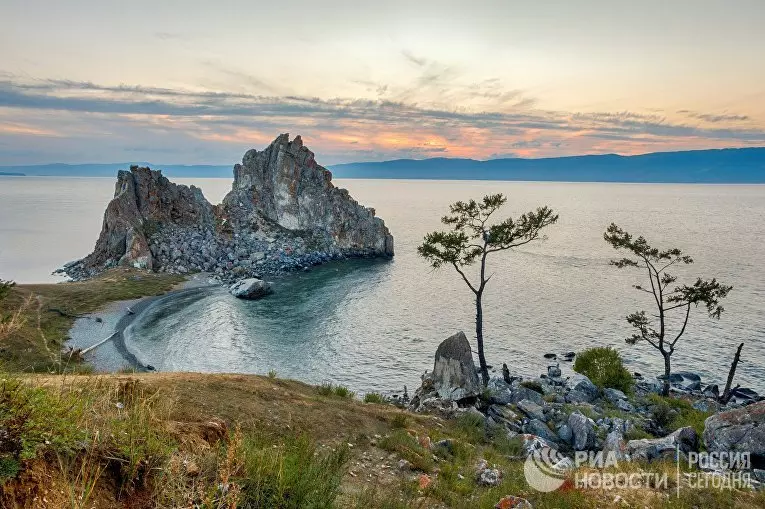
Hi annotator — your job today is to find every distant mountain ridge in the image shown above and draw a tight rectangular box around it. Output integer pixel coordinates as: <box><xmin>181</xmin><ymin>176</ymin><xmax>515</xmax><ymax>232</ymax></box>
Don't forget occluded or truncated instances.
<box><xmin>2</xmin><ymin>147</ymin><xmax>764</xmax><ymax>183</ymax></box>
<box><xmin>330</xmin><ymin>147</ymin><xmax>765</xmax><ymax>183</ymax></box>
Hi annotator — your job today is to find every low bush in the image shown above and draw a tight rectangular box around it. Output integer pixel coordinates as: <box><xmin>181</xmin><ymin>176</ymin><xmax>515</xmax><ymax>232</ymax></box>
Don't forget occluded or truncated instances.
<box><xmin>646</xmin><ymin>394</ymin><xmax>711</xmax><ymax>437</ymax></box>
<box><xmin>573</xmin><ymin>346</ymin><xmax>634</xmax><ymax>394</ymax></box>
<box><xmin>363</xmin><ymin>392</ymin><xmax>389</xmax><ymax>404</ymax></box>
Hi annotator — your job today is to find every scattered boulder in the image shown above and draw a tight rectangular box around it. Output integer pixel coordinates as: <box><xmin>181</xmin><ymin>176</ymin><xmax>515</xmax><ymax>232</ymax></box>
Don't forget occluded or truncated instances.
<box><xmin>703</xmin><ymin>400</ymin><xmax>765</xmax><ymax>466</ymax></box>
<box><xmin>487</xmin><ymin>378</ymin><xmax>514</xmax><ymax>405</ymax></box>
<box><xmin>511</xmin><ymin>386</ymin><xmax>545</xmax><ymax>406</ymax></box>
<box><xmin>566</xmin><ymin>374</ymin><xmax>599</xmax><ymax>403</ymax></box>
<box><xmin>431</xmin><ymin>331</ymin><xmax>481</xmax><ymax>401</ymax></box>
<box><xmin>602</xmin><ymin>429</ymin><xmax>628</xmax><ymax>461</ymax></box>
<box><xmin>524</xmin><ymin>419</ymin><xmax>560</xmax><ymax>444</ymax></box>
<box><xmin>517</xmin><ymin>399</ymin><xmax>546</xmax><ymax>422</ymax></box>
<box><xmin>627</xmin><ymin>426</ymin><xmax>698</xmax><ymax>462</ymax></box>
<box><xmin>229</xmin><ymin>278</ymin><xmax>273</xmax><ymax>299</ymax></box>
<box><xmin>547</xmin><ymin>363</ymin><xmax>562</xmax><ymax>379</ymax></box>
<box><xmin>603</xmin><ymin>388</ymin><xmax>635</xmax><ymax>412</ymax></box>
<box><xmin>568</xmin><ymin>412</ymin><xmax>596</xmax><ymax>451</ymax></box>
<box><xmin>475</xmin><ymin>459</ymin><xmax>502</xmax><ymax>486</ymax></box>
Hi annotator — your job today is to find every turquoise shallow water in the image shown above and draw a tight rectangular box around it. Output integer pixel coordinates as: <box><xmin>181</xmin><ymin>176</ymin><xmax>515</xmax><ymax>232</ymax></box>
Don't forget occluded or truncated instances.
<box><xmin>1</xmin><ymin>177</ymin><xmax>763</xmax><ymax>393</ymax></box>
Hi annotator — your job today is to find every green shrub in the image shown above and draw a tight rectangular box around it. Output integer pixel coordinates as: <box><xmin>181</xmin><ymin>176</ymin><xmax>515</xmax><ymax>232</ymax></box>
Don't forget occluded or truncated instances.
<box><xmin>573</xmin><ymin>346</ymin><xmax>633</xmax><ymax>394</ymax></box>
<box><xmin>0</xmin><ymin>457</ymin><xmax>20</xmax><ymax>482</ymax></box>
<box><xmin>0</xmin><ymin>280</ymin><xmax>14</xmax><ymax>301</ymax></box>
<box><xmin>333</xmin><ymin>385</ymin><xmax>355</xmax><ymax>399</ymax></box>
<box><xmin>646</xmin><ymin>394</ymin><xmax>711</xmax><ymax>437</ymax></box>
<box><xmin>317</xmin><ymin>382</ymin><xmax>334</xmax><ymax>396</ymax></box>
<box><xmin>363</xmin><ymin>392</ymin><xmax>389</xmax><ymax>404</ymax></box>
<box><xmin>268</xmin><ymin>369</ymin><xmax>277</xmax><ymax>379</ymax></box>
<box><xmin>238</xmin><ymin>434</ymin><xmax>349</xmax><ymax>508</ymax></box>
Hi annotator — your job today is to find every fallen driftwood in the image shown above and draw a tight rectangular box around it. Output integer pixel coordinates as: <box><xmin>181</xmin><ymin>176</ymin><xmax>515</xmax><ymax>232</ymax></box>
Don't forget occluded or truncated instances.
<box><xmin>80</xmin><ymin>332</ymin><xmax>117</xmax><ymax>355</ymax></box>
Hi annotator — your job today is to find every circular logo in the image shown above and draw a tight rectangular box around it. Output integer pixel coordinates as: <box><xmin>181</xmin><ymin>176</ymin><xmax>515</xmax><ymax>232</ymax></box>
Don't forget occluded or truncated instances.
<box><xmin>523</xmin><ymin>447</ymin><xmax>569</xmax><ymax>492</ymax></box>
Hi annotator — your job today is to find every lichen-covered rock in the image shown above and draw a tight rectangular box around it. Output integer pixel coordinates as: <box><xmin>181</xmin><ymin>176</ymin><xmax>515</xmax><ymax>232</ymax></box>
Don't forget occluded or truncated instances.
<box><xmin>63</xmin><ymin>134</ymin><xmax>394</xmax><ymax>280</ymax></box>
<box><xmin>75</xmin><ymin>166</ymin><xmax>214</xmax><ymax>274</ymax></box>
<box><xmin>703</xmin><ymin>401</ymin><xmax>765</xmax><ymax>462</ymax></box>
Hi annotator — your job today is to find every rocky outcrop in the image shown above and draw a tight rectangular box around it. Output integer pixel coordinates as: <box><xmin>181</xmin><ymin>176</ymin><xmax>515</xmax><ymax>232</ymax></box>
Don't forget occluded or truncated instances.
<box><xmin>223</xmin><ymin>134</ymin><xmax>393</xmax><ymax>257</ymax></box>
<box><xmin>704</xmin><ymin>401</ymin><xmax>765</xmax><ymax>467</ymax></box>
<box><xmin>62</xmin><ymin>134</ymin><xmax>394</xmax><ymax>280</ymax></box>
<box><xmin>76</xmin><ymin>166</ymin><xmax>214</xmax><ymax>273</ymax></box>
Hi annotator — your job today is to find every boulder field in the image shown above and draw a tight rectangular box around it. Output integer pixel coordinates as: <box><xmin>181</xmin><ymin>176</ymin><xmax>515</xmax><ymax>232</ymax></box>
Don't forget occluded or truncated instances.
<box><xmin>61</xmin><ymin>134</ymin><xmax>394</xmax><ymax>281</ymax></box>
<box><xmin>408</xmin><ymin>331</ymin><xmax>765</xmax><ymax>487</ymax></box>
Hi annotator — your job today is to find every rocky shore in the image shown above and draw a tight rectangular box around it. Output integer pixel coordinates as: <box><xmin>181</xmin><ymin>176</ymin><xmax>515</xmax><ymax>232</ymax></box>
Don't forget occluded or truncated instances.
<box><xmin>407</xmin><ymin>331</ymin><xmax>765</xmax><ymax>490</ymax></box>
<box><xmin>60</xmin><ymin>134</ymin><xmax>394</xmax><ymax>282</ymax></box>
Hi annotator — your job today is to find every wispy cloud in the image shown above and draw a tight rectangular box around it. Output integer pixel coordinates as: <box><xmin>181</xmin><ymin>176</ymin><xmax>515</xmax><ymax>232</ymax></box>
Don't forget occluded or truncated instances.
<box><xmin>0</xmin><ymin>77</ymin><xmax>762</xmax><ymax>165</ymax></box>
<box><xmin>678</xmin><ymin>110</ymin><xmax>751</xmax><ymax>123</ymax></box>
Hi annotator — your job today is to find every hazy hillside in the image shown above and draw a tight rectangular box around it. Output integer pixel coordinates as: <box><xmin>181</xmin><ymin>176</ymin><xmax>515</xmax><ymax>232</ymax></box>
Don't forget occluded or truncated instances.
<box><xmin>330</xmin><ymin>147</ymin><xmax>765</xmax><ymax>183</ymax></box>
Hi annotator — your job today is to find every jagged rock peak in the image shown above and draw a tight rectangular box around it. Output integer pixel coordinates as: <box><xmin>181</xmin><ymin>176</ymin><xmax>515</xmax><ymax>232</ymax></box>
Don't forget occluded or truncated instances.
<box><xmin>223</xmin><ymin>133</ymin><xmax>394</xmax><ymax>256</ymax></box>
<box><xmin>81</xmin><ymin>165</ymin><xmax>214</xmax><ymax>271</ymax></box>
<box><xmin>63</xmin><ymin>135</ymin><xmax>394</xmax><ymax>281</ymax></box>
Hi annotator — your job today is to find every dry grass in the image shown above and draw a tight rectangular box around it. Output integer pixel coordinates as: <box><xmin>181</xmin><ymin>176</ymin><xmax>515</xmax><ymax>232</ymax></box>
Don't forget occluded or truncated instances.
<box><xmin>3</xmin><ymin>372</ymin><xmax>761</xmax><ymax>509</ymax></box>
<box><xmin>0</xmin><ymin>268</ymin><xmax>184</xmax><ymax>372</ymax></box>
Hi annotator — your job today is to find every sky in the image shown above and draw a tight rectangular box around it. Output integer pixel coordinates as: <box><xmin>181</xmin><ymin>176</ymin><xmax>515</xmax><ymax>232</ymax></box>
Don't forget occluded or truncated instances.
<box><xmin>1</xmin><ymin>0</ymin><xmax>764</xmax><ymax>165</ymax></box>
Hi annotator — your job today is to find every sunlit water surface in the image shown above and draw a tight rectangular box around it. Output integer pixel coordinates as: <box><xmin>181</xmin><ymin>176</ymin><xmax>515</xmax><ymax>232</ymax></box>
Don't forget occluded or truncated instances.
<box><xmin>1</xmin><ymin>176</ymin><xmax>763</xmax><ymax>393</ymax></box>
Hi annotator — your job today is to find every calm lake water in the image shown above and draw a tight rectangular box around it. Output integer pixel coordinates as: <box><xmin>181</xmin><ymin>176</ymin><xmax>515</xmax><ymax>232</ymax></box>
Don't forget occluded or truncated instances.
<box><xmin>1</xmin><ymin>176</ymin><xmax>763</xmax><ymax>393</ymax></box>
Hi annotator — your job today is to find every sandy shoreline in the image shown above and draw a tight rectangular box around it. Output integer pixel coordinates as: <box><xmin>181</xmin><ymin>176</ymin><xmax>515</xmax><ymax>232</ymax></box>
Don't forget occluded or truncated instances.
<box><xmin>67</xmin><ymin>273</ymin><xmax>221</xmax><ymax>371</ymax></box>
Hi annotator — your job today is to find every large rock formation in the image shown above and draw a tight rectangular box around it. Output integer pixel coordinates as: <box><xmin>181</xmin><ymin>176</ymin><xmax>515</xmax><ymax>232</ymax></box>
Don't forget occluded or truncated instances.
<box><xmin>79</xmin><ymin>167</ymin><xmax>214</xmax><ymax>271</ymax></box>
<box><xmin>62</xmin><ymin>134</ymin><xmax>394</xmax><ymax>280</ymax></box>
<box><xmin>223</xmin><ymin>134</ymin><xmax>393</xmax><ymax>257</ymax></box>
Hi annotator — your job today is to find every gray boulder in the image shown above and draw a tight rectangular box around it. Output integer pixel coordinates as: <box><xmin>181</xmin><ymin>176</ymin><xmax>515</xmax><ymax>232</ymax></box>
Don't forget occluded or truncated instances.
<box><xmin>627</xmin><ymin>426</ymin><xmax>698</xmax><ymax>462</ymax></box>
<box><xmin>432</xmin><ymin>332</ymin><xmax>481</xmax><ymax>401</ymax></box>
<box><xmin>566</xmin><ymin>374</ymin><xmax>600</xmax><ymax>403</ymax></box>
<box><xmin>568</xmin><ymin>412</ymin><xmax>596</xmax><ymax>451</ymax></box>
<box><xmin>603</xmin><ymin>388</ymin><xmax>635</xmax><ymax>412</ymax></box>
<box><xmin>525</xmin><ymin>419</ymin><xmax>560</xmax><ymax>444</ymax></box>
<box><xmin>511</xmin><ymin>386</ymin><xmax>545</xmax><ymax>406</ymax></box>
<box><xmin>557</xmin><ymin>423</ymin><xmax>573</xmax><ymax>444</ymax></box>
<box><xmin>602</xmin><ymin>429</ymin><xmax>628</xmax><ymax>460</ymax></box>
<box><xmin>517</xmin><ymin>399</ymin><xmax>546</xmax><ymax>422</ymax></box>
<box><xmin>229</xmin><ymin>278</ymin><xmax>273</xmax><ymax>300</ymax></box>
<box><xmin>703</xmin><ymin>401</ymin><xmax>765</xmax><ymax>462</ymax></box>
<box><xmin>487</xmin><ymin>378</ymin><xmax>514</xmax><ymax>405</ymax></box>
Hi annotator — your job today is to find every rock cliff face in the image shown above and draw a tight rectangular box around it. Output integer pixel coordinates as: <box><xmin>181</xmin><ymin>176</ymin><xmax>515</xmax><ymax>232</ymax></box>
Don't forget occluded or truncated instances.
<box><xmin>63</xmin><ymin>134</ymin><xmax>393</xmax><ymax>280</ymax></box>
<box><xmin>223</xmin><ymin>134</ymin><xmax>393</xmax><ymax>256</ymax></box>
<box><xmin>78</xmin><ymin>166</ymin><xmax>214</xmax><ymax>272</ymax></box>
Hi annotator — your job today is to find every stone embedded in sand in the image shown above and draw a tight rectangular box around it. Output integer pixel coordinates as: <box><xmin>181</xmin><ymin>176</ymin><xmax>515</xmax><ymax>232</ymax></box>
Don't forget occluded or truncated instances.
<box><xmin>229</xmin><ymin>278</ymin><xmax>273</xmax><ymax>300</ymax></box>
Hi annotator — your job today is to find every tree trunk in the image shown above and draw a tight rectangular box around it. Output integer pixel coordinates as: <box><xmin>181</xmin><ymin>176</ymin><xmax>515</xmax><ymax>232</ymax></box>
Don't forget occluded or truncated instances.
<box><xmin>720</xmin><ymin>343</ymin><xmax>744</xmax><ymax>404</ymax></box>
<box><xmin>661</xmin><ymin>351</ymin><xmax>671</xmax><ymax>397</ymax></box>
<box><xmin>475</xmin><ymin>292</ymin><xmax>489</xmax><ymax>386</ymax></box>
